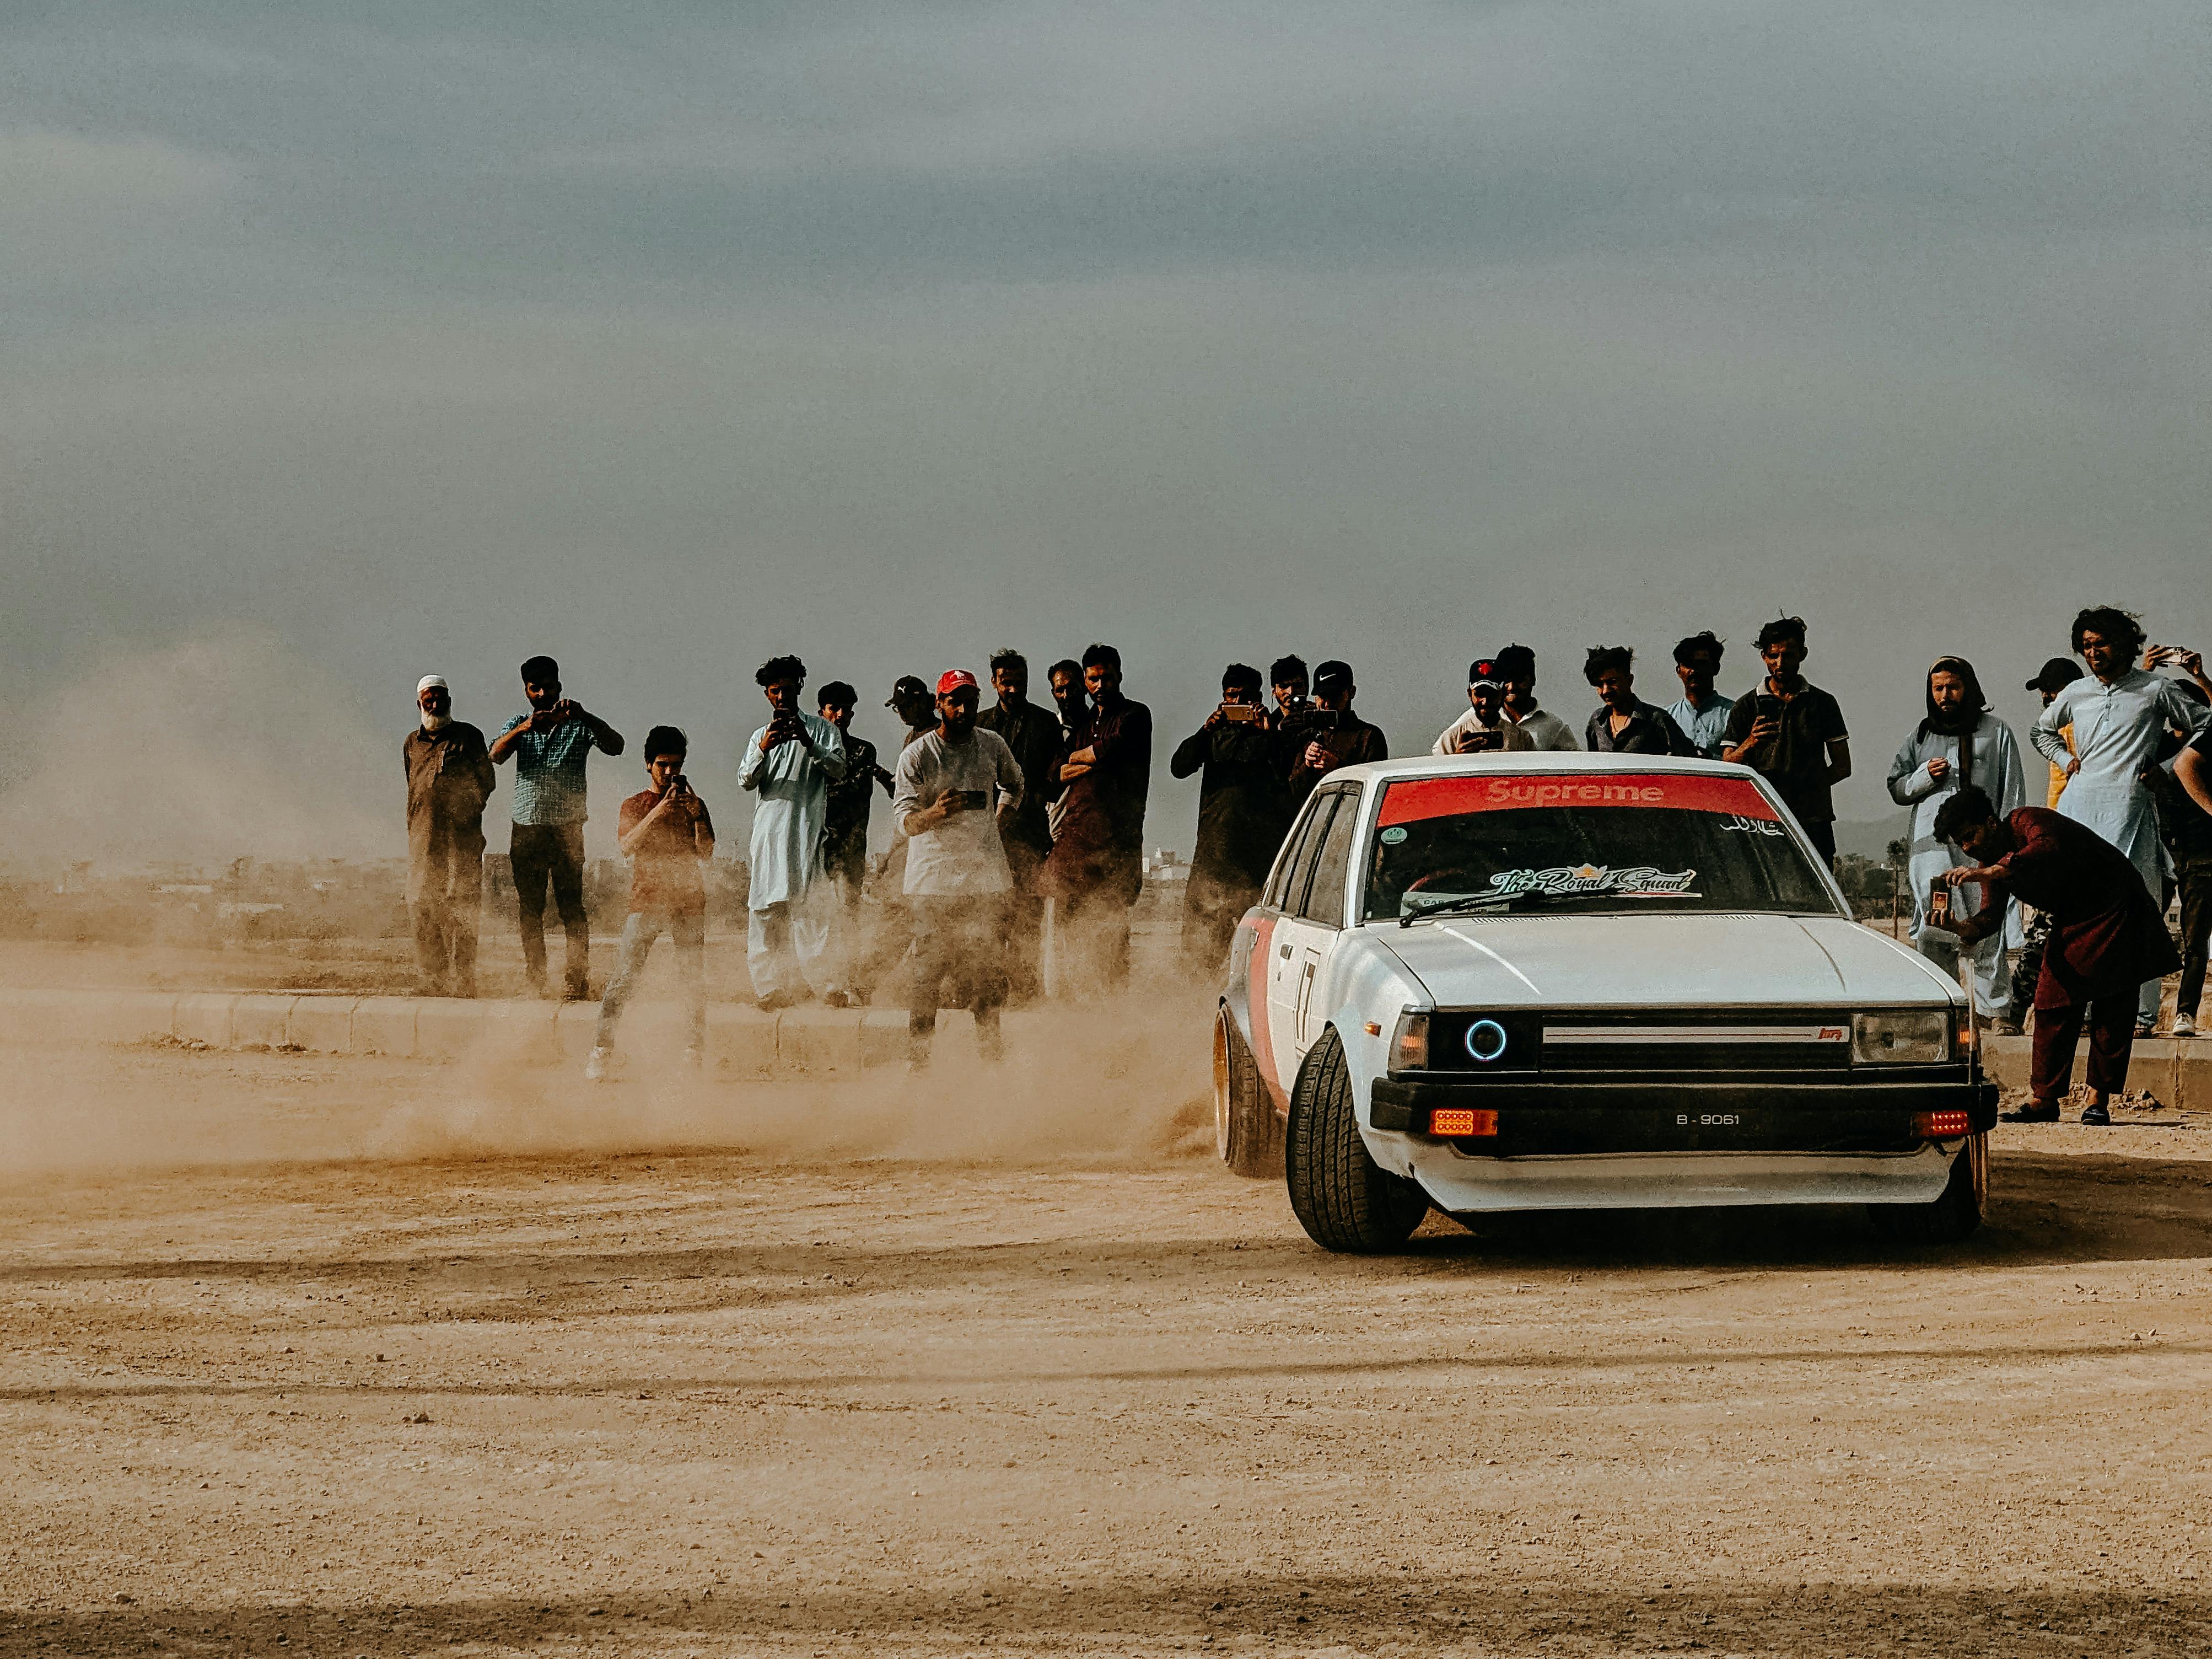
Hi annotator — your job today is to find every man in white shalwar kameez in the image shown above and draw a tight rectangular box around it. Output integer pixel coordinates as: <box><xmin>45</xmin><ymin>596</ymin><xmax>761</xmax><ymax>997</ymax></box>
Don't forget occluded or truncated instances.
<box><xmin>740</xmin><ymin>655</ymin><xmax>848</xmax><ymax>1008</ymax></box>
<box><xmin>1887</xmin><ymin>657</ymin><xmax>2027</xmax><ymax>1014</ymax></box>
<box><xmin>2032</xmin><ymin>609</ymin><xmax>2208</xmax><ymax>1029</ymax></box>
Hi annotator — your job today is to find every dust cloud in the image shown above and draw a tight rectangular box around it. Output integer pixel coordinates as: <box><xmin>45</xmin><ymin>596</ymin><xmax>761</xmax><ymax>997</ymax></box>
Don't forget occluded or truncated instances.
<box><xmin>378</xmin><ymin>989</ymin><xmax>1218</xmax><ymax>1170</ymax></box>
<box><xmin>0</xmin><ymin>988</ymin><xmax>1219</xmax><ymax>1188</ymax></box>
<box><xmin>0</xmin><ymin>633</ymin><xmax>1224</xmax><ymax>1185</ymax></box>
<box><xmin>0</xmin><ymin>625</ymin><xmax>397</xmax><ymax>871</ymax></box>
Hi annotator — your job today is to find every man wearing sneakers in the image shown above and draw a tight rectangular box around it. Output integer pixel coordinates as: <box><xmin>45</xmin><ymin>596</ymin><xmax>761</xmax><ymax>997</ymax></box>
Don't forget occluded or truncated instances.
<box><xmin>1936</xmin><ymin>786</ymin><xmax>2179</xmax><ymax>1126</ymax></box>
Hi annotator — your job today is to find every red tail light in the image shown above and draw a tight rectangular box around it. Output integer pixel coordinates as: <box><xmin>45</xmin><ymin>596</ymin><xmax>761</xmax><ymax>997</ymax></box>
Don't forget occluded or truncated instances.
<box><xmin>1428</xmin><ymin>1108</ymin><xmax>1498</xmax><ymax>1137</ymax></box>
<box><xmin>1912</xmin><ymin>1109</ymin><xmax>1972</xmax><ymax>1139</ymax></box>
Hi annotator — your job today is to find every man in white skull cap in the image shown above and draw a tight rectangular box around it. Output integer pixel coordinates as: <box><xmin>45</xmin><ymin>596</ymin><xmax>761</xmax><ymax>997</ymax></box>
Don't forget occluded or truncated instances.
<box><xmin>404</xmin><ymin>675</ymin><xmax>496</xmax><ymax>996</ymax></box>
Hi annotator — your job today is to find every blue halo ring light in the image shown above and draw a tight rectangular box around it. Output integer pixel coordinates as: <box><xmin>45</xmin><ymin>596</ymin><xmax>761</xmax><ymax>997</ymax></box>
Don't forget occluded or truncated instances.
<box><xmin>1464</xmin><ymin>1019</ymin><xmax>1509</xmax><ymax>1064</ymax></box>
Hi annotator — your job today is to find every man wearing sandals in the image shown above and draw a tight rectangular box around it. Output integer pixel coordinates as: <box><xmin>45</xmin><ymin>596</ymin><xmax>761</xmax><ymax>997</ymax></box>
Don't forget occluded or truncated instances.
<box><xmin>1935</xmin><ymin>786</ymin><xmax>2179</xmax><ymax>1126</ymax></box>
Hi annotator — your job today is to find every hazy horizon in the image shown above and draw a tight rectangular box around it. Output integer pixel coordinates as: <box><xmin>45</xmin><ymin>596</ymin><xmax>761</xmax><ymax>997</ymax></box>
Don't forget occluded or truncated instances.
<box><xmin>4</xmin><ymin>4</ymin><xmax>2206</xmax><ymax>867</ymax></box>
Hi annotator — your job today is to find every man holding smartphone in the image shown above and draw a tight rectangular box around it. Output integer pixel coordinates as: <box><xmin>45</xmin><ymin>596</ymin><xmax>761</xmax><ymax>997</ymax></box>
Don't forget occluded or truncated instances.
<box><xmin>489</xmin><ymin>654</ymin><xmax>626</xmax><ymax>999</ymax></box>
<box><xmin>1721</xmin><ymin>616</ymin><xmax>1851</xmax><ymax>869</ymax></box>
<box><xmin>739</xmin><ymin>654</ymin><xmax>848</xmax><ymax>1010</ymax></box>
<box><xmin>893</xmin><ymin>670</ymin><xmax>1025</xmax><ymax>1069</ymax></box>
<box><xmin>585</xmin><ymin>726</ymin><xmax>715</xmax><ymax>1080</ymax></box>
<box><xmin>1431</xmin><ymin>659</ymin><xmax>1529</xmax><ymax>756</ymax></box>
<box><xmin>1170</xmin><ymin>664</ymin><xmax>1285</xmax><ymax>968</ymax></box>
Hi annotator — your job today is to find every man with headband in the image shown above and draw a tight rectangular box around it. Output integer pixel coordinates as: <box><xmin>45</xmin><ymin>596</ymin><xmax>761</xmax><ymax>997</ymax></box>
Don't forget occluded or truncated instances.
<box><xmin>403</xmin><ymin>675</ymin><xmax>496</xmax><ymax>997</ymax></box>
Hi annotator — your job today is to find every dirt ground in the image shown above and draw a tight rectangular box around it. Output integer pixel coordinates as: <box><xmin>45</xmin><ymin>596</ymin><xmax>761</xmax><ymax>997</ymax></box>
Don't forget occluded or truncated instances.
<box><xmin>6</xmin><ymin>1010</ymin><xmax>2212</xmax><ymax>1656</ymax></box>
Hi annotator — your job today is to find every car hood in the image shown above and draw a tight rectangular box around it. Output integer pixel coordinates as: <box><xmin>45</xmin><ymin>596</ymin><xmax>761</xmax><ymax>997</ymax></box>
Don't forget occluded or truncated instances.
<box><xmin>1376</xmin><ymin>912</ymin><xmax>1957</xmax><ymax>1008</ymax></box>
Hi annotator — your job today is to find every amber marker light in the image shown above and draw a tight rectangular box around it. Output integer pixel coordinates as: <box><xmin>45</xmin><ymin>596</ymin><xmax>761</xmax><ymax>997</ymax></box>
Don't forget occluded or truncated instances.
<box><xmin>1391</xmin><ymin>1012</ymin><xmax>1430</xmax><ymax>1070</ymax></box>
<box><xmin>1912</xmin><ymin>1109</ymin><xmax>1972</xmax><ymax>1139</ymax></box>
<box><xmin>1428</xmin><ymin>1108</ymin><xmax>1498</xmax><ymax>1137</ymax></box>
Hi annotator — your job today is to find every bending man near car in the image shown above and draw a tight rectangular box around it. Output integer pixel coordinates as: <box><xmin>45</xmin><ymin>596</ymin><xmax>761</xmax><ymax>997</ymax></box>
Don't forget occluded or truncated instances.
<box><xmin>1886</xmin><ymin>656</ymin><xmax>2027</xmax><ymax>1022</ymax></box>
<box><xmin>1936</xmin><ymin>786</ymin><xmax>2179</xmax><ymax>1126</ymax></box>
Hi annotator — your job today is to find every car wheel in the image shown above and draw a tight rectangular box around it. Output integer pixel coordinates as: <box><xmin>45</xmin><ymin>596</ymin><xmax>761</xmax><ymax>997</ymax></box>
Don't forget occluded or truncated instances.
<box><xmin>1214</xmin><ymin>1010</ymin><xmax>1282</xmax><ymax>1178</ymax></box>
<box><xmin>1285</xmin><ymin>1028</ymin><xmax>1428</xmax><ymax>1253</ymax></box>
<box><xmin>1869</xmin><ymin>1134</ymin><xmax>1985</xmax><ymax>1245</ymax></box>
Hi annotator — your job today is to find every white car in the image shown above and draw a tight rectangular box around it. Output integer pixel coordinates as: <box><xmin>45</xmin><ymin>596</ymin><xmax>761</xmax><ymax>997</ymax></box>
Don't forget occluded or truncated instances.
<box><xmin>1213</xmin><ymin>753</ymin><xmax>1995</xmax><ymax>1252</ymax></box>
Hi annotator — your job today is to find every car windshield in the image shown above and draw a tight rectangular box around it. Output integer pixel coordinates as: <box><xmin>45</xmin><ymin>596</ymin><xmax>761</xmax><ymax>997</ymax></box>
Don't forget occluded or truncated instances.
<box><xmin>1364</xmin><ymin>771</ymin><xmax>1839</xmax><ymax>922</ymax></box>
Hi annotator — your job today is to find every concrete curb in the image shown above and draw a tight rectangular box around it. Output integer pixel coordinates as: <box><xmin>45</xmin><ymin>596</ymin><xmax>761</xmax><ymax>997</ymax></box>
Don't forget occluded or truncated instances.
<box><xmin>0</xmin><ymin>989</ymin><xmax>913</xmax><ymax>1075</ymax></box>
<box><xmin>1981</xmin><ymin>1033</ymin><xmax>2211</xmax><ymax>1109</ymax></box>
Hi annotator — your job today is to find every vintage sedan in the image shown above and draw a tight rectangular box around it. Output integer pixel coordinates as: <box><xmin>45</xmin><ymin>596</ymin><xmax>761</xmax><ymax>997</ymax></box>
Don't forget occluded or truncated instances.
<box><xmin>1214</xmin><ymin>754</ymin><xmax>1996</xmax><ymax>1251</ymax></box>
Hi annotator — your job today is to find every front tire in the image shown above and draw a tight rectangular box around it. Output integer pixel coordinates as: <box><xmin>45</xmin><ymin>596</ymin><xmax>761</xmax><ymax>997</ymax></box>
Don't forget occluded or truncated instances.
<box><xmin>1284</xmin><ymin>1028</ymin><xmax>1428</xmax><ymax>1253</ymax></box>
<box><xmin>1870</xmin><ymin>1134</ymin><xmax>1985</xmax><ymax>1244</ymax></box>
<box><xmin>1214</xmin><ymin>1010</ymin><xmax>1282</xmax><ymax>1178</ymax></box>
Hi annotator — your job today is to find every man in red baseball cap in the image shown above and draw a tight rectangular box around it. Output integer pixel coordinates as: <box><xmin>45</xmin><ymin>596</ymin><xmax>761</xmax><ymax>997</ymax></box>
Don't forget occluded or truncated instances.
<box><xmin>1431</xmin><ymin>657</ymin><xmax>1530</xmax><ymax>756</ymax></box>
<box><xmin>890</xmin><ymin>669</ymin><xmax>1027</xmax><ymax>1069</ymax></box>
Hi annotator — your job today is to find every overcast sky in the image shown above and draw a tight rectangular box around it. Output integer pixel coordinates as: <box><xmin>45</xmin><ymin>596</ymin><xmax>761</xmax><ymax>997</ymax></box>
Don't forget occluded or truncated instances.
<box><xmin>3</xmin><ymin>2</ymin><xmax>2207</xmax><ymax>865</ymax></box>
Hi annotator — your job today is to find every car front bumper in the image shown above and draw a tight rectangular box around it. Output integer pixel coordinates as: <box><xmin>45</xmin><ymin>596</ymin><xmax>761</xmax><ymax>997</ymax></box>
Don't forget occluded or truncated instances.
<box><xmin>1370</xmin><ymin>1074</ymin><xmax>1998</xmax><ymax>1156</ymax></box>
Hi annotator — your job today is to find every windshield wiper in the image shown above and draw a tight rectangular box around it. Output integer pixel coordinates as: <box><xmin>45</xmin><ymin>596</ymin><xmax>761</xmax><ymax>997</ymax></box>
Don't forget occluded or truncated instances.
<box><xmin>1398</xmin><ymin>890</ymin><xmax>1552</xmax><ymax>927</ymax></box>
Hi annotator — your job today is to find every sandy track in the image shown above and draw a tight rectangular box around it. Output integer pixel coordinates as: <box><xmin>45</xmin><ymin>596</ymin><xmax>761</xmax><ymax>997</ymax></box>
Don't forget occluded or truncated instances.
<box><xmin>5</xmin><ymin>1040</ymin><xmax>2212</xmax><ymax>1656</ymax></box>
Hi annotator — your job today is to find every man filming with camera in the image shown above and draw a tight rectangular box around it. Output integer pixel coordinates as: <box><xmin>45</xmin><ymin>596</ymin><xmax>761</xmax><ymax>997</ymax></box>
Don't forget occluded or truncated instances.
<box><xmin>1279</xmin><ymin>659</ymin><xmax>1386</xmax><ymax>810</ymax></box>
<box><xmin>1171</xmin><ymin>664</ymin><xmax>1286</xmax><ymax>967</ymax></box>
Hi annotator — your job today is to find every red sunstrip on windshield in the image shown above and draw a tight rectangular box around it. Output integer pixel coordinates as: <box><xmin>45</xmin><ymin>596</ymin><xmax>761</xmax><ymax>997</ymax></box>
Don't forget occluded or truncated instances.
<box><xmin>1377</xmin><ymin>772</ymin><xmax>1780</xmax><ymax>826</ymax></box>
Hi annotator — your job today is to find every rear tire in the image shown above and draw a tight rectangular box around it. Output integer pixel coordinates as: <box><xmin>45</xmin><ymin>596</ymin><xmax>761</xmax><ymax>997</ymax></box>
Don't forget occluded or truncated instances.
<box><xmin>1284</xmin><ymin>1028</ymin><xmax>1428</xmax><ymax>1253</ymax></box>
<box><xmin>1214</xmin><ymin>1010</ymin><xmax>1283</xmax><ymax>1178</ymax></box>
<box><xmin>1869</xmin><ymin>1134</ymin><xmax>1985</xmax><ymax>1244</ymax></box>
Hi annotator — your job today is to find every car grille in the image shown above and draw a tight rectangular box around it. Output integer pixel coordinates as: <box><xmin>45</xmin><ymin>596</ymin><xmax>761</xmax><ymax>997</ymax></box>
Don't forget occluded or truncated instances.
<box><xmin>1537</xmin><ymin>1007</ymin><xmax>1855</xmax><ymax>1073</ymax></box>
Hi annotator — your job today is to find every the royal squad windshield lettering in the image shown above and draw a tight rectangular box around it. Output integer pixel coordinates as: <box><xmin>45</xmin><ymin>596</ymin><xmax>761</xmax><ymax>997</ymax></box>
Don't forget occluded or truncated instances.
<box><xmin>1363</xmin><ymin>769</ymin><xmax>1833</xmax><ymax>920</ymax></box>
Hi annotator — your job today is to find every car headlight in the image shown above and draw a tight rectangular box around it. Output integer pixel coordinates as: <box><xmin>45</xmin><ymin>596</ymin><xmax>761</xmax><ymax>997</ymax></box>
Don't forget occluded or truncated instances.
<box><xmin>1391</xmin><ymin>1011</ymin><xmax>1430</xmax><ymax>1071</ymax></box>
<box><xmin>1852</xmin><ymin>1009</ymin><xmax>1950</xmax><ymax>1065</ymax></box>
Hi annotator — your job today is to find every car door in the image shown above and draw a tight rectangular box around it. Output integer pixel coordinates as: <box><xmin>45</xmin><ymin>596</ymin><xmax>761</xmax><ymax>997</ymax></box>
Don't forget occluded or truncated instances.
<box><xmin>1263</xmin><ymin>792</ymin><xmax>1338</xmax><ymax>1091</ymax></box>
<box><xmin>1290</xmin><ymin>787</ymin><xmax>1360</xmax><ymax>1054</ymax></box>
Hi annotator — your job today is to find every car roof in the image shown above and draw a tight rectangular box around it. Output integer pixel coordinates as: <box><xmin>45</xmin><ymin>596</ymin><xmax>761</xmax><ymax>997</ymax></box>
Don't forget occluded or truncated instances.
<box><xmin>1327</xmin><ymin>752</ymin><xmax>1764</xmax><ymax>788</ymax></box>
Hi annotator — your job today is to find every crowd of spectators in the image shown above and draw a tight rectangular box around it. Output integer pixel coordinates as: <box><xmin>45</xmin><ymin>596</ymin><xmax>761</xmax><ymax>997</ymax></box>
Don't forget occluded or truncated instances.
<box><xmin>395</xmin><ymin>609</ymin><xmax>2212</xmax><ymax>1095</ymax></box>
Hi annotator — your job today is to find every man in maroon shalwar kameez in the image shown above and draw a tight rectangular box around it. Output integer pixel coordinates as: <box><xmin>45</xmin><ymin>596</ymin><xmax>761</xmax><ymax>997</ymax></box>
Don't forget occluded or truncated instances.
<box><xmin>1937</xmin><ymin>786</ymin><xmax>2179</xmax><ymax>1125</ymax></box>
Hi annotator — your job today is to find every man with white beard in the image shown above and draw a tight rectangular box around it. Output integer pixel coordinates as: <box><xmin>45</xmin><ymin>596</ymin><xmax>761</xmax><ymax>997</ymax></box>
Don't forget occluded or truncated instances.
<box><xmin>402</xmin><ymin>675</ymin><xmax>496</xmax><ymax>997</ymax></box>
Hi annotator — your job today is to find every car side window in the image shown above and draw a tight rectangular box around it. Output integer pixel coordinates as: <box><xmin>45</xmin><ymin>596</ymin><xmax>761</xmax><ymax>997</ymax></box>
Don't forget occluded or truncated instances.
<box><xmin>1285</xmin><ymin>793</ymin><xmax>1343</xmax><ymax>917</ymax></box>
<box><xmin>1297</xmin><ymin>790</ymin><xmax>1359</xmax><ymax>927</ymax></box>
<box><xmin>1267</xmin><ymin>794</ymin><xmax>1328</xmax><ymax>911</ymax></box>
